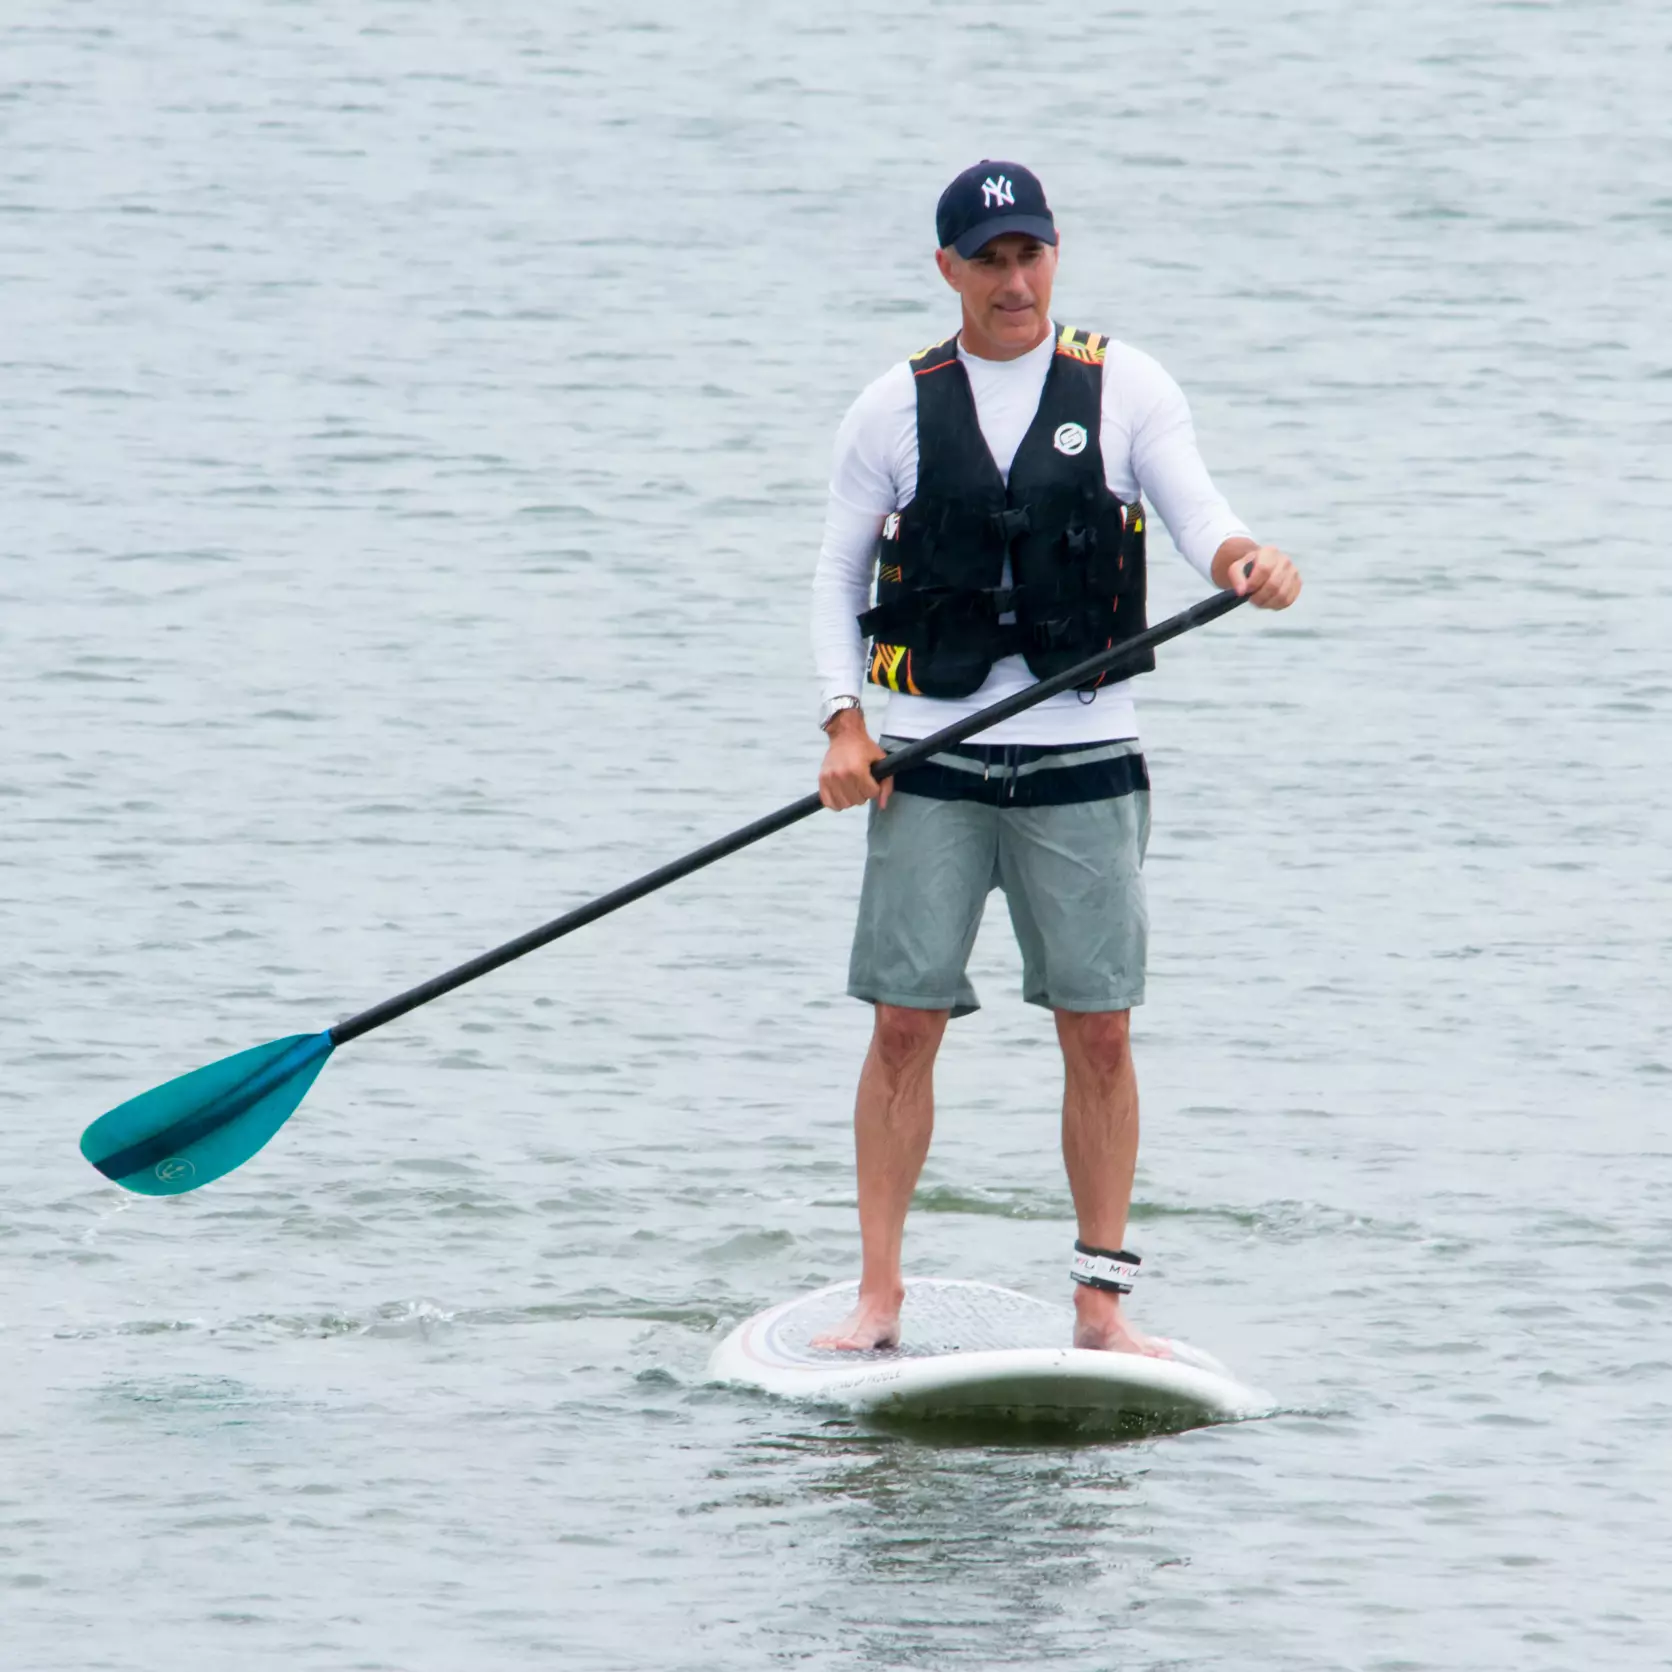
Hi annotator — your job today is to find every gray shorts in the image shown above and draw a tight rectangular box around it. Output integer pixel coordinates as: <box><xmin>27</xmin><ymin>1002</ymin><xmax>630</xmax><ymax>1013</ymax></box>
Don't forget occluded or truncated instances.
<box><xmin>848</xmin><ymin>739</ymin><xmax>1151</xmax><ymax>1018</ymax></box>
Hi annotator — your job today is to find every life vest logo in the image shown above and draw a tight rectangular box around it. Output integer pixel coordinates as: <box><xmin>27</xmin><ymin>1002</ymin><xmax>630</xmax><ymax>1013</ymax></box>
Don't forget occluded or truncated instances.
<box><xmin>1053</xmin><ymin>422</ymin><xmax>1088</xmax><ymax>456</ymax></box>
<box><xmin>882</xmin><ymin>512</ymin><xmax>901</xmax><ymax>541</ymax></box>
<box><xmin>981</xmin><ymin>175</ymin><xmax>1015</xmax><ymax>209</ymax></box>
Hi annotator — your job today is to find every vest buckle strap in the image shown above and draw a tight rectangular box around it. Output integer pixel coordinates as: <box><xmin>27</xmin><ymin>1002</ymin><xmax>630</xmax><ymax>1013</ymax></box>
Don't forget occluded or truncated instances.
<box><xmin>1025</xmin><ymin>615</ymin><xmax>1080</xmax><ymax>650</ymax></box>
<box><xmin>860</xmin><ymin>587</ymin><xmax>1007</xmax><ymax>641</ymax></box>
<box><xmin>857</xmin><ymin>597</ymin><xmax>923</xmax><ymax>639</ymax></box>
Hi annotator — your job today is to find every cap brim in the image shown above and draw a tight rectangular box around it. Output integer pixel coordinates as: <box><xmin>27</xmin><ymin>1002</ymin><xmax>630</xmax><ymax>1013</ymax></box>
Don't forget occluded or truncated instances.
<box><xmin>952</xmin><ymin>215</ymin><xmax>1058</xmax><ymax>258</ymax></box>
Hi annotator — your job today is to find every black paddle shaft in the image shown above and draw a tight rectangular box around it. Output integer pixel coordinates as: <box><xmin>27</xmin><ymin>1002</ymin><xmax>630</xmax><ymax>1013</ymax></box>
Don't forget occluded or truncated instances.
<box><xmin>329</xmin><ymin>584</ymin><xmax>1249</xmax><ymax>1047</ymax></box>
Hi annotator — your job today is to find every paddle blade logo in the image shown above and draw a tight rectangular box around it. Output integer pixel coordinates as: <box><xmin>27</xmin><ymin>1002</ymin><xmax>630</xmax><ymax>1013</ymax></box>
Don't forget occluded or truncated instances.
<box><xmin>1053</xmin><ymin>422</ymin><xmax>1088</xmax><ymax>456</ymax></box>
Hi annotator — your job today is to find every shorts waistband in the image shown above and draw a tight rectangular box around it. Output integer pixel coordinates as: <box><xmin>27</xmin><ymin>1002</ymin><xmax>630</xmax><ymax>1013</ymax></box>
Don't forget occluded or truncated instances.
<box><xmin>879</xmin><ymin>736</ymin><xmax>1147</xmax><ymax>807</ymax></box>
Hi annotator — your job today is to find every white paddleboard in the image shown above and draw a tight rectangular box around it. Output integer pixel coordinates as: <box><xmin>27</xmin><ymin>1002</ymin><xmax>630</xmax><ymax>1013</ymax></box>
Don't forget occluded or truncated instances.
<box><xmin>708</xmin><ymin>1277</ymin><xmax>1271</xmax><ymax>1429</ymax></box>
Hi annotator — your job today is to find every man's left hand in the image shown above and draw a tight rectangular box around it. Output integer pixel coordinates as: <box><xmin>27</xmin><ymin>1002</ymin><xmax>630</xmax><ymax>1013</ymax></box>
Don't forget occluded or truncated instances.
<box><xmin>1217</xmin><ymin>542</ymin><xmax>1302</xmax><ymax>610</ymax></box>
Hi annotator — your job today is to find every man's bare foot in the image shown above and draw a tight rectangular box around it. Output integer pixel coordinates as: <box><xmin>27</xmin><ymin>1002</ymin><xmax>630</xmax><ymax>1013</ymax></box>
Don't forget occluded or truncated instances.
<box><xmin>811</xmin><ymin>1288</ymin><xmax>903</xmax><ymax>1351</ymax></box>
<box><xmin>1072</xmin><ymin>1286</ymin><xmax>1171</xmax><ymax>1358</ymax></box>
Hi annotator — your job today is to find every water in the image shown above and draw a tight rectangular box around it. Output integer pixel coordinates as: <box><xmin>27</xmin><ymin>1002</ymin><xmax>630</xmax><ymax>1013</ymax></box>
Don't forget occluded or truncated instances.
<box><xmin>3</xmin><ymin>2</ymin><xmax>1669</xmax><ymax>1667</ymax></box>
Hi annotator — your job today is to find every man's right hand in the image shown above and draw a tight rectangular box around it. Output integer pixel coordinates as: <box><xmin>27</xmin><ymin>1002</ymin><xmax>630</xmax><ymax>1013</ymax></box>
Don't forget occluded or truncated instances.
<box><xmin>818</xmin><ymin>708</ymin><xmax>891</xmax><ymax>810</ymax></box>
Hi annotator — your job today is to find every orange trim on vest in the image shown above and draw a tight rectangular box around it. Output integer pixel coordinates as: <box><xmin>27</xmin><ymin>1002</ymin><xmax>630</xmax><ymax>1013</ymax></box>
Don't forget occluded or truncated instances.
<box><xmin>1055</xmin><ymin>325</ymin><xmax>1107</xmax><ymax>366</ymax></box>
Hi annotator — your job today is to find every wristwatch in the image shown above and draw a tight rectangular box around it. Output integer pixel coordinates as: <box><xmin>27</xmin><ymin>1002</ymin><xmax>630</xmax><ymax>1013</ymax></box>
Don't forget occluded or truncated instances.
<box><xmin>820</xmin><ymin>694</ymin><xmax>862</xmax><ymax>733</ymax></box>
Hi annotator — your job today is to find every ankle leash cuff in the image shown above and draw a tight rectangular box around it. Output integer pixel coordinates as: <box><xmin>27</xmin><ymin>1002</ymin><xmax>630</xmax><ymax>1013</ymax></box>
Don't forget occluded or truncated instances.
<box><xmin>1071</xmin><ymin>1241</ymin><xmax>1140</xmax><ymax>1295</ymax></box>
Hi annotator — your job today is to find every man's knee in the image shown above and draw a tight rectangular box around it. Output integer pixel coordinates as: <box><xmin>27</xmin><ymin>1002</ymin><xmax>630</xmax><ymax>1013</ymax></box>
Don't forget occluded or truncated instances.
<box><xmin>870</xmin><ymin>1003</ymin><xmax>948</xmax><ymax>1076</ymax></box>
<box><xmin>1056</xmin><ymin>1008</ymin><xmax>1132</xmax><ymax>1078</ymax></box>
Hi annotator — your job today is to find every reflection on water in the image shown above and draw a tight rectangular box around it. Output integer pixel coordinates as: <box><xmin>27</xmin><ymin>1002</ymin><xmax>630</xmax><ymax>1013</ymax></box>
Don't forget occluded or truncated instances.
<box><xmin>699</xmin><ymin>1421</ymin><xmax>1171</xmax><ymax>1665</ymax></box>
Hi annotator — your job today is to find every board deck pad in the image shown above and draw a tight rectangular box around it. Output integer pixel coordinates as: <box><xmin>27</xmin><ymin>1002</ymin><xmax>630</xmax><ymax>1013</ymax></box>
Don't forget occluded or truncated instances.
<box><xmin>707</xmin><ymin>1277</ymin><xmax>1271</xmax><ymax>1431</ymax></box>
<box><xmin>765</xmin><ymin>1279</ymin><xmax>1069</xmax><ymax>1361</ymax></box>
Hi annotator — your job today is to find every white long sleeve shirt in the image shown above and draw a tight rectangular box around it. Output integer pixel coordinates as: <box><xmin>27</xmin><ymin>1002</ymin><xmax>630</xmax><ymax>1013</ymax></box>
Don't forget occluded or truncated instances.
<box><xmin>811</xmin><ymin>325</ymin><xmax>1249</xmax><ymax>744</ymax></box>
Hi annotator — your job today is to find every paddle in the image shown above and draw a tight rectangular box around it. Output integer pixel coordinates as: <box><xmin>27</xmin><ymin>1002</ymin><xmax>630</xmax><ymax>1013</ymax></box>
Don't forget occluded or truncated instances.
<box><xmin>80</xmin><ymin>579</ymin><xmax>1251</xmax><ymax>1196</ymax></box>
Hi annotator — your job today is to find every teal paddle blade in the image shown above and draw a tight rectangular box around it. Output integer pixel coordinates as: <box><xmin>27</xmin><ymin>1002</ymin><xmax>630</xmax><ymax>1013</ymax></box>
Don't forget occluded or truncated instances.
<box><xmin>80</xmin><ymin>1032</ymin><xmax>334</xmax><ymax>1196</ymax></box>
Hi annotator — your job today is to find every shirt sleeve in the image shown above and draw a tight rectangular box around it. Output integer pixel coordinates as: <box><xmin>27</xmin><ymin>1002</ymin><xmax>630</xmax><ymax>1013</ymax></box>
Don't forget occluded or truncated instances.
<box><xmin>811</xmin><ymin>366</ymin><xmax>913</xmax><ymax>709</ymax></box>
<box><xmin>1107</xmin><ymin>345</ymin><xmax>1250</xmax><ymax>583</ymax></box>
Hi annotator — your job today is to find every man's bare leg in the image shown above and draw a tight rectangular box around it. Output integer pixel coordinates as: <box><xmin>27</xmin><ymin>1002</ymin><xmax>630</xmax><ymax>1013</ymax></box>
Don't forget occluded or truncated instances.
<box><xmin>812</xmin><ymin>1003</ymin><xmax>949</xmax><ymax>1350</ymax></box>
<box><xmin>1056</xmin><ymin>1008</ymin><xmax>1168</xmax><ymax>1357</ymax></box>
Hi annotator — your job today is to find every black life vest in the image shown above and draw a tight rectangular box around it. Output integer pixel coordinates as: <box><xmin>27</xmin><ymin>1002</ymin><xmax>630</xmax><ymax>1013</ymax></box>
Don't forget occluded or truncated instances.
<box><xmin>858</xmin><ymin>324</ymin><xmax>1149</xmax><ymax>700</ymax></box>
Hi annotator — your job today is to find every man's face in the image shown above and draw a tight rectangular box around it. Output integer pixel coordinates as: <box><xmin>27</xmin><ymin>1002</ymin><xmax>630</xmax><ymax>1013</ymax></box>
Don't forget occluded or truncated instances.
<box><xmin>935</xmin><ymin>234</ymin><xmax>1058</xmax><ymax>355</ymax></box>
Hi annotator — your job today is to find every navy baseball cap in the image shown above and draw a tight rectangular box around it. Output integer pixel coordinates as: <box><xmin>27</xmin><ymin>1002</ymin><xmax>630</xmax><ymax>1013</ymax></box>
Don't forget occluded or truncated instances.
<box><xmin>935</xmin><ymin>161</ymin><xmax>1057</xmax><ymax>257</ymax></box>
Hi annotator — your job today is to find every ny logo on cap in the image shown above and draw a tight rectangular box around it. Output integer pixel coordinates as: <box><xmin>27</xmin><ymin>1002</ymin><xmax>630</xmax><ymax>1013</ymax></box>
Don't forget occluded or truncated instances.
<box><xmin>981</xmin><ymin>175</ymin><xmax>1015</xmax><ymax>209</ymax></box>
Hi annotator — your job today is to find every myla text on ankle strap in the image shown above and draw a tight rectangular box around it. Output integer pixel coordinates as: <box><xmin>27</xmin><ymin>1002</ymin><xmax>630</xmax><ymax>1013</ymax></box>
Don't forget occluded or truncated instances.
<box><xmin>1070</xmin><ymin>1241</ymin><xmax>1141</xmax><ymax>1295</ymax></box>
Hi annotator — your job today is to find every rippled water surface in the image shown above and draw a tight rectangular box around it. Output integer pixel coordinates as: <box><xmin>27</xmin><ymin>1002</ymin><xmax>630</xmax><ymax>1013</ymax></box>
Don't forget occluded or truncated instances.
<box><xmin>4</xmin><ymin>4</ymin><xmax>1669</xmax><ymax>1668</ymax></box>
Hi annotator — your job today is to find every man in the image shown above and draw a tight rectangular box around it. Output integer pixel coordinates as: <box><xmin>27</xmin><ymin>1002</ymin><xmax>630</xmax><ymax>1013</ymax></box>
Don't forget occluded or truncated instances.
<box><xmin>809</xmin><ymin>160</ymin><xmax>1301</xmax><ymax>1355</ymax></box>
